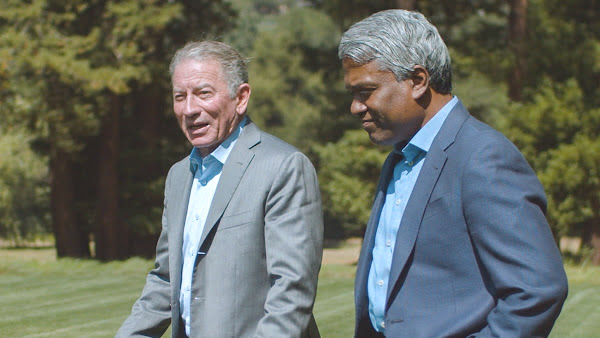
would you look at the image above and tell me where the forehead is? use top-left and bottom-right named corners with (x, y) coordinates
top-left (342, 58), bottom-right (395, 87)
top-left (172, 59), bottom-right (225, 88)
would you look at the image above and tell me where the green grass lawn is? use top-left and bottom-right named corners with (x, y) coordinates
top-left (0, 248), bottom-right (597, 337)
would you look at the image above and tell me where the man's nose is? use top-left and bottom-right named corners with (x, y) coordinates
top-left (183, 96), bottom-right (201, 116)
top-left (350, 99), bottom-right (367, 116)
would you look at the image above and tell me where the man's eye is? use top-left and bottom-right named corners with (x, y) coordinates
top-left (354, 89), bottom-right (373, 99)
top-left (174, 95), bottom-right (185, 101)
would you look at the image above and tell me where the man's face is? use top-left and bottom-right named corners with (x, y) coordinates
top-left (343, 58), bottom-right (425, 145)
top-left (172, 59), bottom-right (248, 157)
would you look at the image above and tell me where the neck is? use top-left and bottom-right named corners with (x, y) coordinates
top-left (419, 89), bottom-right (453, 126)
top-left (428, 93), bottom-right (453, 114)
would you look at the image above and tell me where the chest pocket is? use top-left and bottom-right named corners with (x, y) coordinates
top-left (217, 209), bottom-right (255, 231)
top-left (423, 193), bottom-right (452, 220)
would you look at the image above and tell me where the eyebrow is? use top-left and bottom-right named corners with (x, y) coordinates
top-left (173, 83), bottom-right (214, 93)
top-left (345, 83), bottom-right (377, 91)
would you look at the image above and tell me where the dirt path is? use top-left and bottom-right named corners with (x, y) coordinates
top-left (322, 238), bottom-right (362, 265)
top-left (1, 238), bottom-right (364, 265)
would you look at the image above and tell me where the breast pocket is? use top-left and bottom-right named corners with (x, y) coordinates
top-left (217, 209), bottom-right (255, 231)
top-left (423, 193), bottom-right (452, 220)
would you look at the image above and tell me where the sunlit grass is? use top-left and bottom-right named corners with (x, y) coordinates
top-left (0, 248), bottom-right (597, 337)
top-left (549, 263), bottom-right (600, 338)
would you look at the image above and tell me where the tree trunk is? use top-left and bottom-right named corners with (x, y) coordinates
top-left (508, 0), bottom-right (528, 102)
top-left (582, 221), bottom-right (600, 265)
top-left (127, 85), bottom-right (163, 257)
top-left (139, 87), bottom-right (161, 150)
top-left (94, 94), bottom-right (127, 260)
top-left (50, 148), bottom-right (89, 257)
top-left (395, 0), bottom-right (415, 10)
top-left (591, 231), bottom-right (600, 265)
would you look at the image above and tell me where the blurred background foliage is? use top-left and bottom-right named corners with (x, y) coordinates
top-left (0, 0), bottom-right (598, 263)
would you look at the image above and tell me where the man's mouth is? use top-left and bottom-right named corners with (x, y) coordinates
top-left (189, 123), bottom-right (209, 134)
top-left (361, 119), bottom-right (374, 128)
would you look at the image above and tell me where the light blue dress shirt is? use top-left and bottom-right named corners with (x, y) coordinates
top-left (180, 118), bottom-right (246, 337)
top-left (368, 97), bottom-right (458, 332)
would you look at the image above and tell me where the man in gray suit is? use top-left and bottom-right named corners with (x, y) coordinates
top-left (117, 41), bottom-right (323, 338)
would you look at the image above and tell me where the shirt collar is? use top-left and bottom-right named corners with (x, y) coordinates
top-left (189, 116), bottom-right (247, 173)
top-left (395, 96), bottom-right (458, 161)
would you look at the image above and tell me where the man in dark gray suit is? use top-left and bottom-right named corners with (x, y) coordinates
top-left (340, 10), bottom-right (568, 337)
top-left (117, 41), bottom-right (323, 338)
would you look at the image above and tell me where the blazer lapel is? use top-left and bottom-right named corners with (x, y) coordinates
top-left (385, 101), bottom-right (470, 305)
top-left (169, 161), bottom-right (194, 298)
top-left (355, 152), bottom-right (398, 312)
top-left (385, 146), bottom-right (447, 304)
top-left (198, 121), bottom-right (259, 247)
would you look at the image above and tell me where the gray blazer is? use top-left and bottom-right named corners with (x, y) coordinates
top-left (117, 120), bottom-right (323, 338)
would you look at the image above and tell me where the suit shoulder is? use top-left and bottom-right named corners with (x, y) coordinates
top-left (249, 130), bottom-right (317, 176)
top-left (451, 116), bottom-right (538, 177)
top-left (462, 116), bottom-right (503, 138)
top-left (256, 130), bottom-right (303, 156)
top-left (458, 116), bottom-right (519, 151)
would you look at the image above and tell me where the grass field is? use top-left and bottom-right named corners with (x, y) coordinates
top-left (0, 246), bottom-right (598, 337)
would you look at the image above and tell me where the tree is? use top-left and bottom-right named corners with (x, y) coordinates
top-left (0, 0), bottom-right (235, 259)
top-left (539, 136), bottom-right (600, 265)
top-left (498, 79), bottom-right (600, 264)
top-left (0, 129), bottom-right (50, 245)
top-left (507, 0), bottom-right (527, 101)
top-left (1, 0), bottom-right (103, 256)
top-left (314, 130), bottom-right (389, 238)
top-left (244, 6), bottom-right (353, 152)
top-left (395, 0), bottom-right (415, 10)
top-left (309, 0), bottom-right (392, 29)
top-left (525, 0), bottom-right (600, 106)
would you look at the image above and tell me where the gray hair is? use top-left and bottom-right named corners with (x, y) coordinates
top-left (169, 41), bottom-right (249, 98)
top-left (338, 10), bottom-right (452, 94)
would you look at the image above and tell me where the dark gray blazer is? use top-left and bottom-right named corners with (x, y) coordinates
top-left (355, 101), bottom-right (568, 337)
top-left (117, 120), bottom-right (323, 338)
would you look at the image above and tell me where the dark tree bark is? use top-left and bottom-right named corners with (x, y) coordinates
top-left (94, 94), bottom-right (127, 260)
top-left (126, 85), bottom-right (164, 258)
top-left (582, 221), bottom-right (600, 265)
top-left (395, 0), bottom-right (415, 10)
top-left (50, 148), bottom-right (90, 257)
top-left (591, 231), bottom-right (600, 265)
top-left (508, 0), bottom-right (528, 102)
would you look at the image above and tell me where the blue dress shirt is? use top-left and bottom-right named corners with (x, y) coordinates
top-left (368, 97), bottom-right (458, 332)
top-left (180, 118), bottom-right (246, 337)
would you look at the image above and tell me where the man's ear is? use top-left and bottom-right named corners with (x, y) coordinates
top-left (410, 65), bottom-right (430, 100)
top-left (235, 83), bottom-right (251, 115)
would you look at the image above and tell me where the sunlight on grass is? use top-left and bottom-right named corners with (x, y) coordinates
top-left (0, 248), bottom-right (598, 337)
top-left (549, 263), bottom-right (600, 338)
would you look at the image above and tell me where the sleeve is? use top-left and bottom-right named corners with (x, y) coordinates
top-left (462, 134), bottom-right (568, 337)
top-left (253, 151), bottom-right (324, 338)
top-left (116, 169), bottom-right (173, 338)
